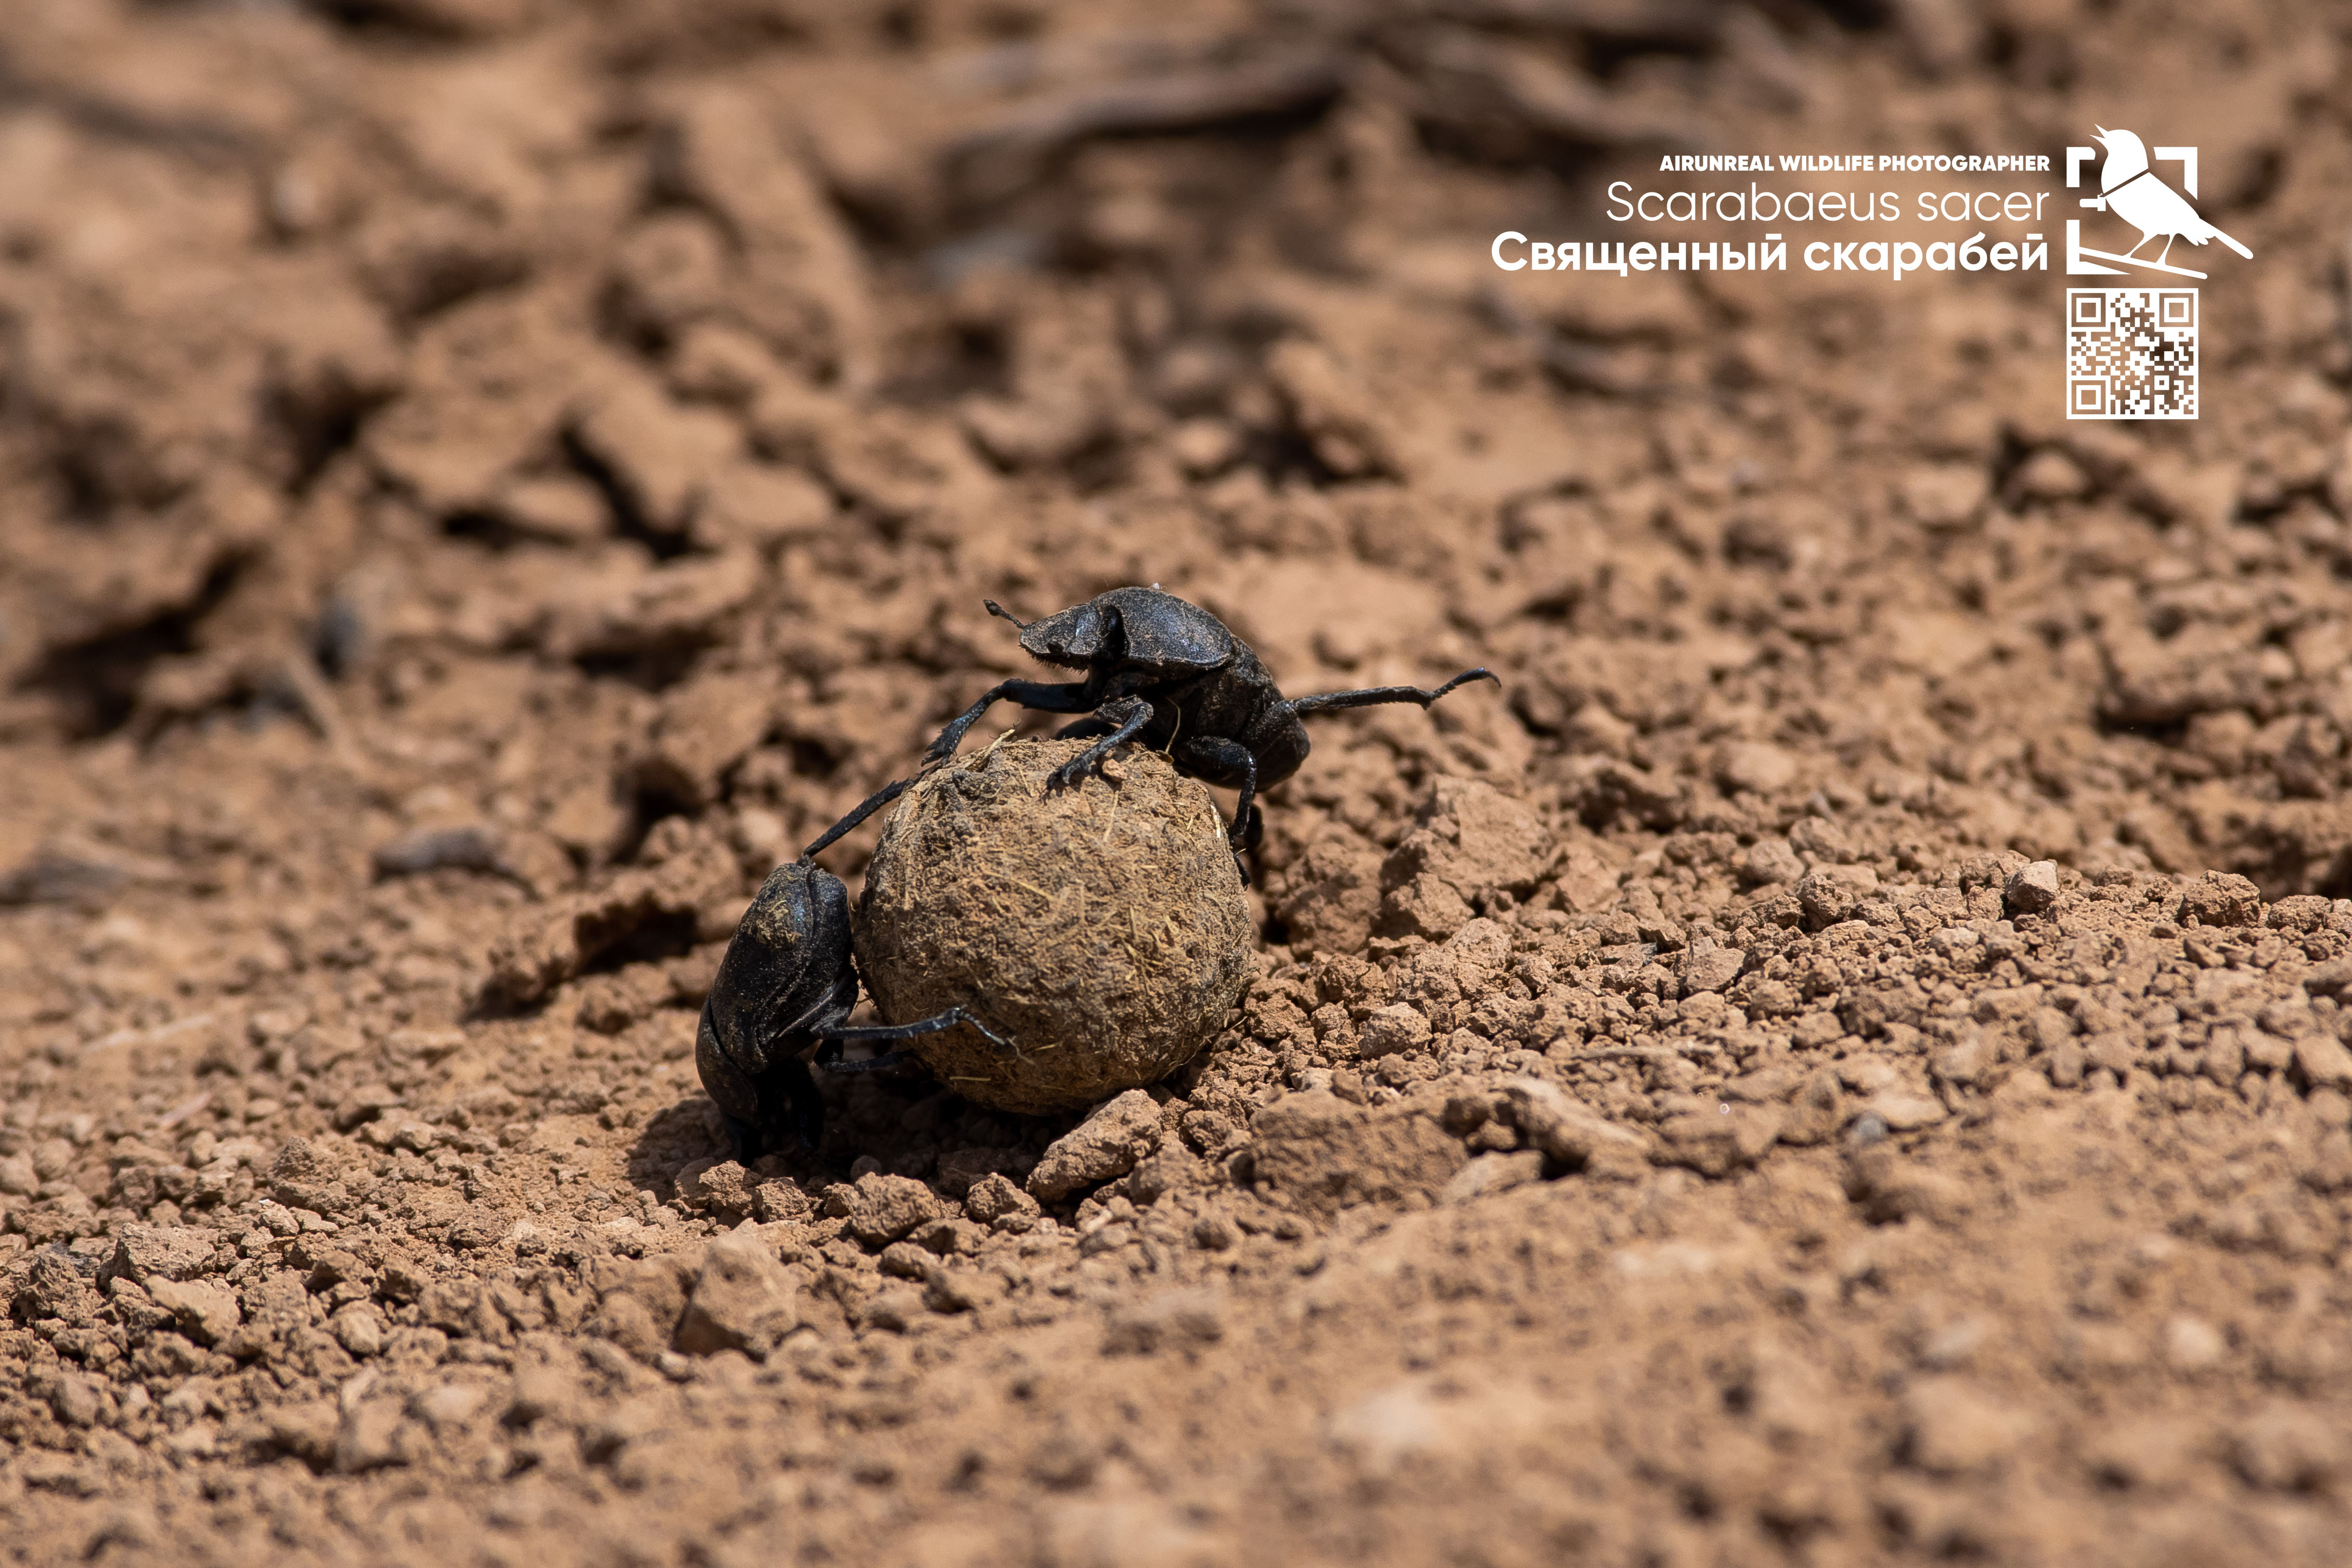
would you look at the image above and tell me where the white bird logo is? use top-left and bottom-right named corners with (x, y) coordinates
top-left (2081, 127), bottom-right (2252, 269)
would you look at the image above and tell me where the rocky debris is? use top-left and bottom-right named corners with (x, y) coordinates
top-left (144, 1276), bottom-right (243, 1345)
top-left (2231, 1403), bottom-right (2346, 1493)
top-left (1654, 1103), bottom-right (1783, 1177)
top-left (1901, 1380), bottom-right (2029, 1477)
top-left (99, 1225), bottom-right (221, 1286)
top-left (332, 1303), bottom-right (387, 1358)
top-left (2002, 860), bottom-right (2061, 917)
top-left (677, 1159), bottom-right (756, 1217)
top-left (1443, 1149), bottom-right (1547, 1202)
top-left (1355, 1004), bottom-right (1434, 1060)
top-left (965, 1174), bottom-right (1043, 1230)
top-left (336, 1396), bottom-right (419, 1474)
top-left (1265, 339), bottom-right (1405, 481)
top-left (1677, 941), bottom-right (1745, 996)
top-left (1377, 779), bottom-right (1549, 942)
top-left (1796, 864), bottom-right (1879, 927)
top-left (267, 1137), bottom-right (341, 1212)
top-left (827, 1173), bottom-right (947, 1246)
top-left (675, 1231), bottom-right (800, 1358)
top-left (1274, 830), bottom-right (1386, 955)
top-left (2293, 1033), bottom-right (2352, 1091)
top-left (1250, 1091), bottom-right (1469, 1215)
top-left (369, 823), bottom-right (572, 895)
top-left (2179, 870), bottom-right (2263, 928)
top-left (1495, 1080), bottom-right (1651, 1180)
top-left (480, 828), bottom-right (738, 1006)
top-left (0, 846), bottom-right (160, 908)
top-left (589, 1254), bottom-right (699, 1361)
top-left (1844, 1144), bottom-right (1971, 1227)
top-left (1741, 838), bottom-right (1806, 886)
top-left (1102, 1287), bottom-right (1226, 1356)
top-left (934, 1147), bottom-right (1021, 1198)
top-left (9, 1249), bottom-right (98, 1325)
top-left (1861, 1090), bottom-right (1949, 1133)
top-left (523, 550), bottom-right (763, 666)
top-left (659, 90), bottom-right (872, 387)
top-left (573, 371), bottom-right (743, 539)
top-left (1715, 741), bottom-right (1798, 795)
top-left (1026, 1091), bottom-right (1164, 1203)
top-left (356, 811), bottom-right (448, 880)
top-left (2302, 957), bottom-right (2352, 999)
top-left (630, 670), bottom-right (776, 812)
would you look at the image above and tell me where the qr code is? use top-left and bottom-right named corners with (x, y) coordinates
top-left (2067, 288), bottom-right (2196, 419)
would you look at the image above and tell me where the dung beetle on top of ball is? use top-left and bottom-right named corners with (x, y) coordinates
top-left (923, 585), bottom-right (1499, 860)
top-left (696, 778), bottom-right (1012, 1162)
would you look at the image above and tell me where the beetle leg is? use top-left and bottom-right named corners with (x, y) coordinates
top-left (1048, 698), bottom-right (1153, 789)
top-left (815, 1006), bottom-right (1018, 1074)
top-left (814, 1046), bottom-right (917, 1075)
top-left (724, 1057), bottom-right (827, 1158)
top-left (1286, 667), bottom-right (1499, 714)
top-left (802, 776), bottom-right (912, 858)
top-left (1174, 735), bottom-right (1261, 878)
top-left (784, 1058), bottom-right (827, 1152)
top-left (925, 679), bottom-right (1096, 765)
top-left (721, 1113), bottom-right (765, 1164)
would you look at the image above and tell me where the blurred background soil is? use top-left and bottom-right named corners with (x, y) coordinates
top-left (4, 1), bottom-right (2352, 1563)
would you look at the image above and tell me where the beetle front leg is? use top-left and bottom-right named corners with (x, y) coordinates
top-left (1048, 698), bottom-right (1153, 790)
top-left (1174, 735), bottom-right (1261, 877)
top-left (925, 679), bottom-right (1098, 765)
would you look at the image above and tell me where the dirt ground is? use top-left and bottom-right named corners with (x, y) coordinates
top-left (4, 1), bottom-right (2352, 1563)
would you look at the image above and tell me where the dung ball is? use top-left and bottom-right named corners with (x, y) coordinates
top-left (853, 738), bottom-right (1253, 1114)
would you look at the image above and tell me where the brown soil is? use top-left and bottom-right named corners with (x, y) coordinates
top-left (4, 2), bottom-right (2351, 1564)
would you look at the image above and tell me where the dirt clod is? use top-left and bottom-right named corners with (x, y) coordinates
top-left (827, 1173), bottom-right (946, 1249)
top-left (1027, 1089), bottom-right (1163, 1203)
top-left (964, 1173), bottom-right (1041, 1229)
top-left (100, 1225), bottom-right (220, 1286)
top-left (2003, 859), bottom-right (2062, 916)
top-left (675, 1230), bottom-right (800, 1358)
top-left (1251, 1091), bottom-right (1468, 1215)
top-left (2180, 870), bottom-right (2264, 928)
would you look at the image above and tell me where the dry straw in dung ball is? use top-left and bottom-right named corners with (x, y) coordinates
top-left (853, 738), bottom-right (1253, 1114)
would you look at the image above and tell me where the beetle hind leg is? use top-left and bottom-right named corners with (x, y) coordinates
top-left (1287, 667), bottom-right (1499, 715)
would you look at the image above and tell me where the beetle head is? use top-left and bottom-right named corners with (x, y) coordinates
top-left (994, 596), bottom-right (1121, 669)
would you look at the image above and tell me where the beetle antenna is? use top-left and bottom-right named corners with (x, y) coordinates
top-left (983, 599), bottom-right (1030, 631)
